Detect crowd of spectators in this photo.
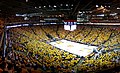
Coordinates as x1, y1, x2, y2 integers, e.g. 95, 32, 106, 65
7, 25, 120, 72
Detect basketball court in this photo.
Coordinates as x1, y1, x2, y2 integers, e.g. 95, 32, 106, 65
50, 39, 98, 57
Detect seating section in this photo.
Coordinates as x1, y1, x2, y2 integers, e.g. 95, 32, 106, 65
76, 51, 120, 72
0, 19, 4, 48
4, 16, 24, 23
41, 25, 58, 38
5, 25, 120, 72
57, 25, 70, 39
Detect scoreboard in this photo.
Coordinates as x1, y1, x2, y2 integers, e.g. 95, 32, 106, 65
64, 20, 77, 31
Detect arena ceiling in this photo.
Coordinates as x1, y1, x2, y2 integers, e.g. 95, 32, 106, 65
0, 0, 120, 16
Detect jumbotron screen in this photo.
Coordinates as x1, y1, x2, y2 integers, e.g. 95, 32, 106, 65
64, 20, 77, 31
64, 25, 77, 31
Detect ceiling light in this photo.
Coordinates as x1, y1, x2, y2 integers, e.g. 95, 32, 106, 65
66, 4, 68, 6
44, 6, 46, 7
49, 5, 51, 7
54, 5, 57, 7
96, 5, 98, 7
83, 11, 85, 13
39, 6, 41, 8
78, 11, 82, 13
26, 0, 28, 2
117, 7, 120, 9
